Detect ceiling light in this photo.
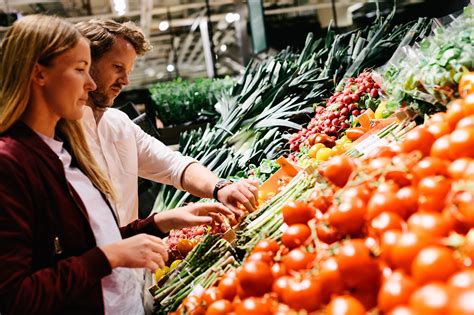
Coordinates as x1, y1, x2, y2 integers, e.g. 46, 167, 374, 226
159, 21, 169, 31
112, 0, 127, 16
225, 12, 240, 23
166, 64, 175, 72
220, 44, 227, 52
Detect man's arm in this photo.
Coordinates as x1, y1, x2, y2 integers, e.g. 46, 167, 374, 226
181, 163, 259, 215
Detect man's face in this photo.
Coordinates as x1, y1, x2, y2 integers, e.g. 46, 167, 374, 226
89, 36, 137, 108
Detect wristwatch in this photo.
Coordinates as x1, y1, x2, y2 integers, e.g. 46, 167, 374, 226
213, 179, 233, 202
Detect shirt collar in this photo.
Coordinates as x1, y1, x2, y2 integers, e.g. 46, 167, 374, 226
35, 131, 64, 156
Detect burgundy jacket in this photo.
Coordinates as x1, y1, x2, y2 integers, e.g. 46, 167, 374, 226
0, 123, 165, 315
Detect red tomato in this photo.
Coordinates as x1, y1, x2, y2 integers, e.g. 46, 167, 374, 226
369, 212, 405, 239
448, 269, 474, 291
378, 270, 417, 313
328, 197, 366, 236
453, 191, 474, 228
341, 184, 372, 204
281, 200, 314, 225
389, 305, 415, 315
412, 246, 458, 285
316, 220, 342, 245
281, 224, 311, 249
281, 276, 322, 312
396, 186, 419, 219
449, 127, 474, 159
367, 191, 401, 220
411, 157, 449, 183
234, 297, 273, 315
318, 257, 345, 303
323, 155, 355, 187
390, 232, 432, 274
459, 72, 474, 98
417, 176, 451, 212
282, 248, 315, 272
326, 295, 366, 315
448, 158, 473, 179
380, 230, 402, 267
427, 121, 451, 139
246, 251, 274, 264
448, 289, 474, 315
335, 239, 380, 289
205, 300, 233, 315
407, 212, 451, 238
177, 239, 197, 256
456, 115, 474, 129
252, 239, 280, 255
202, 287, 223, 306
272, 275, 291, 299
430, 135, 454, 160
446, 99, 466, 129
351, 285, 379, 310
400, 127, 435, 156
409, 283, 450, 315
271, 262, 287, 279
237, 261, 273, 297
217, 276, 238, 301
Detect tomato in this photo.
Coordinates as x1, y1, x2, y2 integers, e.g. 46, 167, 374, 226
417, 176, 451, 212
380, 230, 402, 267
367, 191, 401, 220
385, 169, 411, 187
281, 200, 314, 225
409, 283, 450, 315
308, 189, 332, 213
442, 205, 470, 236
323, 156, 355, 187
446, 99, 466, 129
282, 248, 315, 272
368, 157, 392, 173
378, 270, 417, 313
177, 239, 197, 256
351, 285, 379, 310
272, 275, 292, 299
281, 224, 311, 249
456, 115, 474, 129
346, 127, 366, 141
376, 181, 400, 194
247, 251, 274, 264
449, 289, 474, 315
396, 186, 419, 219
218, 275, 238, 301
271, 262, 287, 279
328, 197, 366, 236
318, 257, 345, 303
389, 305, 415, 315
426, 121, 451, 139
411, 246, 458, 284
237, 261, 273, 297
316, 220, 342, 244
452, 191, 474, 228
448, 269, 474, 291
341, 184, 372, 204
411, 157, 449, 183
430, 135, 454, 160
459, 72, 474, 98
368, 146, 399, 159
407, 212, 451, 238
182, 295, 205, 315
202, 287, 223, 306
390, 232, 432, 274
326, 295, 365, 315
252, 239, 280, 255
234, 297, 273, 315
449, 127, 474, 159
399, 126, 435, 156
335, 239, 380, 289
205, 299, 233, 315
281, 276, 322, 312
448, 158, 473, 179
429, 112, 447, 123
369, 212, 405, 239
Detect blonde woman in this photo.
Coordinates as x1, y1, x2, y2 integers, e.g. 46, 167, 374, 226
0, 15, 232, 315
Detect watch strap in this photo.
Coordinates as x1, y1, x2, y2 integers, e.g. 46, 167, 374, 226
213, 179, 232, 202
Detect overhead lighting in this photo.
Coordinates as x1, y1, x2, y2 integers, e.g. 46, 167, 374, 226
220, 44, 227, 52
159, 21, 170, 31
166, 64, 175, 72
225, 13, 240, 23
112, 0, 127, 16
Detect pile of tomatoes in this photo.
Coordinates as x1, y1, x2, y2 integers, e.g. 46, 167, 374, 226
171, 78, 474, 314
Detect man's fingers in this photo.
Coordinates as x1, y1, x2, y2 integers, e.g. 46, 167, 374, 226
237, 186, 257, 210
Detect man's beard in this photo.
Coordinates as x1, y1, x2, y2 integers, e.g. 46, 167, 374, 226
89, 88, 112, 110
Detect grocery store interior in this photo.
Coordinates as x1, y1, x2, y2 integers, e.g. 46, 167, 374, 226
1, 0, 474, 313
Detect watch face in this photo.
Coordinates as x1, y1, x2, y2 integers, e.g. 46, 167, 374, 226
217, 179, 232, 189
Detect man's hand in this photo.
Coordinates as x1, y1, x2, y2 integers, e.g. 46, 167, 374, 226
154, 203, 235, 234
217, 179, 259, 216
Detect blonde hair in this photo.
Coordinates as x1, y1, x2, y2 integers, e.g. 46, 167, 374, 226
76, 19, 152, 60
0, 15, 116, 200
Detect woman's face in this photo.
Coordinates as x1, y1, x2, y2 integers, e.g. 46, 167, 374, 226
40, 37, 96, 121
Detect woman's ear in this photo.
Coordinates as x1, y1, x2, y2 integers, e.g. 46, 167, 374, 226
31, 63, 47, 86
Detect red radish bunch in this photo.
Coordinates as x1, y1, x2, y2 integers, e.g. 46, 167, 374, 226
289, 71, 380, 152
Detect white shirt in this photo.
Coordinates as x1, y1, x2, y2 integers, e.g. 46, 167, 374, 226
82, 106, 196, 225
37, 133, 144, 315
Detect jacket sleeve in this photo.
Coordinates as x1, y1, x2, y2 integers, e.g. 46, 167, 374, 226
119, 213, 169, 239
132, 121, 196, 190
0, 155, 112, 315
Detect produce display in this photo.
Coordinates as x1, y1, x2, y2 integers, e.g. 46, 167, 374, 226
145, 5, 474, 315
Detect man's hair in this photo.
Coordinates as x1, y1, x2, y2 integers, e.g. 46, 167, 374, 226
76, 19, 152, 60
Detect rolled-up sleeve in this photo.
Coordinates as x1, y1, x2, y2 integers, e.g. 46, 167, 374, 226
132, 123, 196, 190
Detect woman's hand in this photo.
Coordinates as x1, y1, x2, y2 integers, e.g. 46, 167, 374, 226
154, 203, 235, 233
100, 234, 168, 272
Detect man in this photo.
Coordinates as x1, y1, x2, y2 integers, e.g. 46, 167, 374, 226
75, 19, 259, 227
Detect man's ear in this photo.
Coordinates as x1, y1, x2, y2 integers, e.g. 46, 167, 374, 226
31, 63, 47, 86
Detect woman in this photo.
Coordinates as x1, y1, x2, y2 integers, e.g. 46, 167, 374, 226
0, 15, 232, 315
